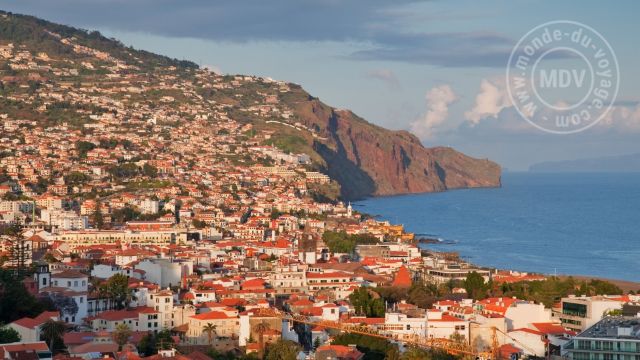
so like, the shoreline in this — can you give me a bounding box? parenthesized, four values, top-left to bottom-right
(555, 275, 640, 293)
(418, 246, 640, 292)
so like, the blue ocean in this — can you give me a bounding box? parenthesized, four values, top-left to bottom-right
(354, 172, 640, 282)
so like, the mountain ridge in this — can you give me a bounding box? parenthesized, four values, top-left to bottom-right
(0, 10, 501, 200)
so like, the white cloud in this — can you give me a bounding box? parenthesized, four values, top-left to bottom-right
(597, 103, 640, 132)
(410, 84, 457, 139)
(366, 68, 400, 88)
(464, 79, 510, 124)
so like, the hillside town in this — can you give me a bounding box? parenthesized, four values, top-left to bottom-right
(1, 12, 640, 360)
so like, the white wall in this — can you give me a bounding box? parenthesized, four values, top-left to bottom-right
(505, 302, 551, 331)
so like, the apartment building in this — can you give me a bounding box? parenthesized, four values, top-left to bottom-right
(563, 316, 640, 360)
(558, 296, 624, 332)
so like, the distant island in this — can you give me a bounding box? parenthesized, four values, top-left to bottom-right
(530, 153, 640, 172)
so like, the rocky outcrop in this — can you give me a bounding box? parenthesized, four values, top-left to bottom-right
(289, 96, 502, 199)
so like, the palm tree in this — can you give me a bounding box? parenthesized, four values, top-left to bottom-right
(40, 319, 67, 354)
(253, 321, 270, 359)
(202, 323, 217, 347)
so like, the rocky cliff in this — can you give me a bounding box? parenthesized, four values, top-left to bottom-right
(283, 90, 502, 199)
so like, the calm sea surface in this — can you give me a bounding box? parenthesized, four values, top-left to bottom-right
(354, 172, 640, 282)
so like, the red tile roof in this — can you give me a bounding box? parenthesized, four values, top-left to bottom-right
(11, 311, 59, 329)
(391, 266, 411, 287)
(316, 345, 363, 360)
(191, 311, 232, 320)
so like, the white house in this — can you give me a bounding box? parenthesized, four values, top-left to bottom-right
(504, 301, 551, 331)
(8, 312, 59, 343)
(426, 309, 470, 341)
(41, 270, 88, 325)
(382, 312, 428, 338)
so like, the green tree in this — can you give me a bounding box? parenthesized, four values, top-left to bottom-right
(264, 339, 302, 360)
(331, 333, 397, 360)
(192, 219, 208, 229)
(40, 319, 67, 354)
(464, 271, 486, 300)
(155, 329, 174, 350)
(322, 231, 378, 254)
(64, 172, 90, 185)
(111, 206, 141, 224)
(0, 325, 21, 343)
(385, 346, 400, 360)
(112, 323, 132, 350)
(76, 141, 96, 158)
(202, 323, 217, 346)
(108, 163, 139, 179)
(0, 269, 50, 323)
(93, 200, 104, 229)
(143, 163, 158, 178)
(100, 274, 135, 310)
(136, 329, 175, 356)
(136, 334, 155, 356)
(253, 321, 270, 359)
(349, 287, 385, 317)
(400, 347, 457, 360)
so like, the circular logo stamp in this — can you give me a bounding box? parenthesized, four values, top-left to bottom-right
(506, 20, 619, 134)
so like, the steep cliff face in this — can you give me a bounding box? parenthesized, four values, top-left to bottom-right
(288, 95, 501, 199)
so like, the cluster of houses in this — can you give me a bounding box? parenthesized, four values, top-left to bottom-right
(4, 221, 640, 360)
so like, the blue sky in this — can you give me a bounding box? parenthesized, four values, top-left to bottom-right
(3, 0, 639, 170)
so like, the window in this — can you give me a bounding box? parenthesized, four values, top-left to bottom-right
(67, 281, 71, 287)
(74, 281, 78, 287)
(42, 278, 47, 286)
(79, 297, 84, 303)
(562, 302, 587, 317)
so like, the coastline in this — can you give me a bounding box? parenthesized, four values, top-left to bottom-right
(419, 244, 640, 292)
(355, 172, 640, 284)
(556, 275, 640, 293)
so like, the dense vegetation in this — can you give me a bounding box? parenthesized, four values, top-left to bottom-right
(264, 339, 303, 360)
(349, 287, 385, 318)
(0, 268, 53, 323)
(374, 274, 626, 309)
(137, 329, 175, 356)
(497, 277, 623, 307)
(331, 333, 398, 360)
(322, 230, 378, 254)
(0, 325, 21, 343)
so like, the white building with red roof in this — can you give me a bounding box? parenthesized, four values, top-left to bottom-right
(7, 311, 59, 343)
